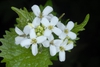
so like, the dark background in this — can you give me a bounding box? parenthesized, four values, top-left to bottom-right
(0, 0, 100, 67)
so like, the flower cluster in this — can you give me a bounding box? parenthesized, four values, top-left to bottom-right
(15, 5, 77, 62)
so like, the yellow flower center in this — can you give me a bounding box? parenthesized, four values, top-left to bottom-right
(59, 46, 65, 51)
(50, 40, 54, 45)
(48, 25, 53, 30)
(64, 29, 69, 34)
(31, 39, 37, 44)
(39, 13, 43, 18)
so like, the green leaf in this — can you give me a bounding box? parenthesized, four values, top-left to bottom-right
(0, 7, 53, 67)
(11, 7, 34, 22)
(50, 53, 58, 61)
(72, 14, 90, 34)
(11, 7, 34, 29)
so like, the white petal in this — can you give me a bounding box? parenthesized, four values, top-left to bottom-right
(50, 45, 57, 56)
(48, 34, 54, 41)
(46, 14, 54, 21)
(37, 36, 46, 43)
(57, 21, 65, 31)
(59, 51, 65, 62)
(23, 25, 32, 35)
(41, 18, 49, 27)
(42, 6, 53, 16)
(31, 5, 40, 17)
(20, 39, 31, 47)
(50, 16, 58, 26)
(42, 40, 49, 47)
(59, 33, 66, 39)
(44, 29, 51, 36)
(15, 27, 24, 35)
(52, 27, 62, 36)
(31, 44, 38, 56)
(62, 39, 68, 45)
(54, 40, 63, 46)
(30, 29, 36, 39)
(68, 32, 76, 39)
(66, 21, 74, 30)
(65, 42, 74, 50)
(15, 36, 25, 45)
(24, 45, 30, 49)
(32, 17, 40, 27)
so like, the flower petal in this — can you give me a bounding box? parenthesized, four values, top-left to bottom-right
(20, 39, 31, 47)
(15, 27, 24, 35)
(62, 39, 68, 45)
(52, 27, 62, 36)
(42, 40, 49, 47)
(66, 21, 74, 30)
(30, 29, 36, 39)
(59, 32, 66, 39)
(46, 14, 54, 21)
(32, 17, 40, 28)
(24, 45, 30, 49)
(50, 45, 57, 56)
(48, 34, 54, 41)
(41, 17, 49, 27)
(65, 42, 74, 51)
(44, 29, 51, 36)
(15, 36, 25, 45)
(50, 16, 58, 26)
(42, 6, 53, 16)
(59, 51, 65, 62)
(57, 21, 65, 31)
(54, 40, 63, 46)
(31, 44, 38, 56)
(37, 36, 46, 43)
(68, 32, 76, 39)
(23, 25, 32, 35)
(31, 5, 40, 17)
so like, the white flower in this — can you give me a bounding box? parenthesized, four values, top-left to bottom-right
(42, 34, 62, 56)
(31, 5, 53, 18)
(31, 5, 53, 27)
(41, 16, 62, 36)
(23, 25, 33, 34)
(57, 40, 74, 62)
(46, 14, 54, 21)
(57, 21, 76, 40)
(20, 29, 46, 56)
(15, 26, 29, 45)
